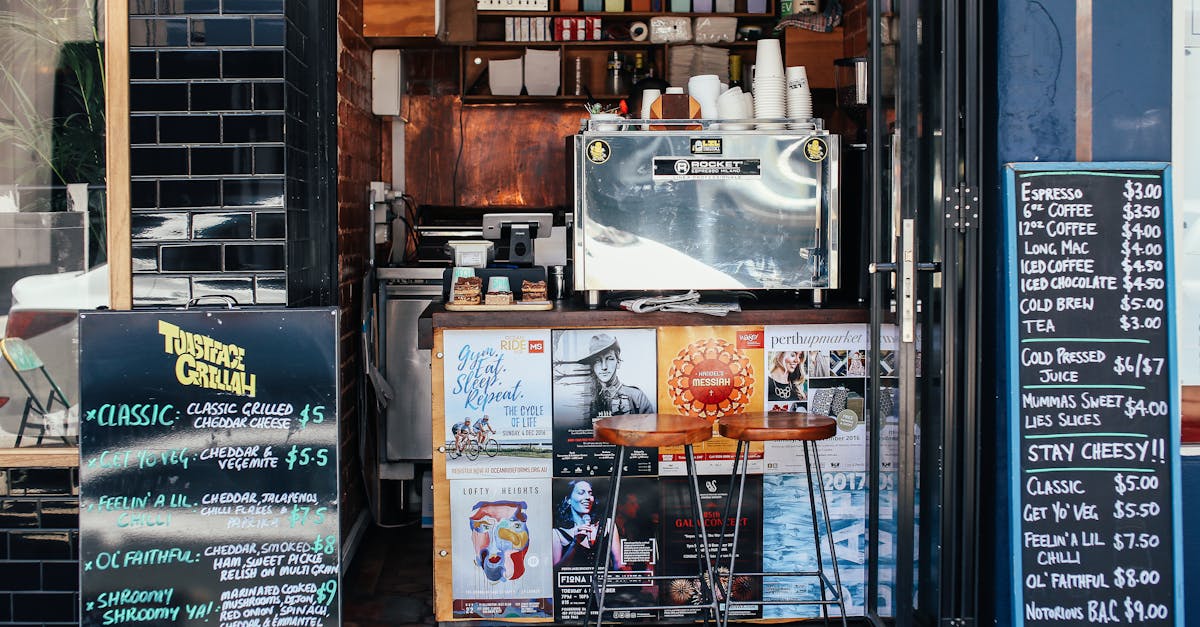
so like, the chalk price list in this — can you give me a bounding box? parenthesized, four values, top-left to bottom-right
(81, 400, 339, 627)
(1015, 173, 1173, 625)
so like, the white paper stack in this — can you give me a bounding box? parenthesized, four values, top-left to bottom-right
(669, 45, 730, 87)
(696, 45, 730, 82)
(668, 45, 695, 87)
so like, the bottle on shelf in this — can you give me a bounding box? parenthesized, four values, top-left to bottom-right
(631, 52, 647, 85)
(729, 54, 743, 89)
(606, 50, 630, 95)
(574, 57, 585, 96)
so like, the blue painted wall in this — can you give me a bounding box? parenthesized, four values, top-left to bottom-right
(986, 1, 1175, 624)
(1092, 2, 1172, 161)
(1185, 457, 1200, 626)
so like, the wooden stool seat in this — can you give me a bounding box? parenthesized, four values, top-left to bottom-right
(715, 410, 847, 626)
(718, 412, 837, 442)
(589, 413, 721, 625)
(594, 413, 714, 448)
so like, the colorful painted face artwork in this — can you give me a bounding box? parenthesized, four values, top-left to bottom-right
(469, 500, 531, 583)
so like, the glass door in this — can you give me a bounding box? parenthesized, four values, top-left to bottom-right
(865, 0, 980, 624)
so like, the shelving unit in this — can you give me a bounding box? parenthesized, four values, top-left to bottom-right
(462, 2, 780, 102)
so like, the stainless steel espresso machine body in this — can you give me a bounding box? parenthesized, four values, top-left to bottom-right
(572, 121, 840, 293)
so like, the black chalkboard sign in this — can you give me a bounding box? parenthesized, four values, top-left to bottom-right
(1005, 163, 1182, 626)
(78, 309, 340, 627)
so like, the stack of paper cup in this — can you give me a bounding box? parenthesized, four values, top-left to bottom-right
(687, 74, 722, 119)
(715, 86, 750, 129)
(752, 38, 786, 129)
(786, 65, 813, 128)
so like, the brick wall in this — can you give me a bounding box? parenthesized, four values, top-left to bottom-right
(0, 467, 80, 625)
(843, 0, 868, 58)
(129, 0, 292, 305)
(335, 0, 380, 531)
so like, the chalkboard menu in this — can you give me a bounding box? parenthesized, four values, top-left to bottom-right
(1005, 163, 1182, 626)
(79, 309, 340, 627)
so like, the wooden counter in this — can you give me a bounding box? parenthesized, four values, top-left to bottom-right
(420, 300, 869, 347)
(425, 300, 877, 622)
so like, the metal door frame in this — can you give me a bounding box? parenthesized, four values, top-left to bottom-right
(865, 0, 981, 625)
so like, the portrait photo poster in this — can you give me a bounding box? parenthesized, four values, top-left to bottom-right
(552, 328, 659, 477)
(443, 329, 553, 479)
(762, 324, 873, 475)
(449, 478, 554, 619)
(656, 326, 765, 475)
(552, 477, 661, 623)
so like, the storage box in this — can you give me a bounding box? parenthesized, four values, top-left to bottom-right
(670, 0, 689, 10)
(746, 0, 767, 12)
(604, 0, 624, 9)
(554, 16, 602, 40)
(583, 0, 602, 10)
(524, 48, 561, 95)
(692, 0, 713, 11)
(559, 0, 579, 9)
(630, 0, 651, 9)
(487, 58, 523, 96)
(716, 0, 734, 10)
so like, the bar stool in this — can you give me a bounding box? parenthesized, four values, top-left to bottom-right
(589, 413, 720, 627)
(715, 412, 846, 627)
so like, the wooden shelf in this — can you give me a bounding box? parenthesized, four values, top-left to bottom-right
(472, 40, 658, 46)
(477, 10, 772, 16)
(459, 2, 833, 101)
(462, 94, 627, 102)
(472, 39, 762, 46)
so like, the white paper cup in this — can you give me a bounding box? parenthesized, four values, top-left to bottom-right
(639, 88, 661, 129)
(716, 87, 751, 129)
(688, 75, 722, 119)
(786, 65, 809, 90)
(754, 38, 785, 77)
(787, 84, 813, 124)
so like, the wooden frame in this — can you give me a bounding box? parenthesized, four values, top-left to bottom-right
(105, 0, 131, 310)
(0, 0, 125, 466)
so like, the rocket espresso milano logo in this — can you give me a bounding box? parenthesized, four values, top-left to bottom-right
(666, 338, 755, 418)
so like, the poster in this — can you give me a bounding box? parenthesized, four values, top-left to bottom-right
(762, 324, 876, 474)
(553, 477, 661, 623)
(450, 478, 554, 619)
(660, 475, 762, 622)
(443, 329, 553, 478)
(657, 327, 765, 475)
(762, 473, 867, 618)
(552, 329, 658, 476)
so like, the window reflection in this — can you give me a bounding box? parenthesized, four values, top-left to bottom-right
(0, 0, 108, 449)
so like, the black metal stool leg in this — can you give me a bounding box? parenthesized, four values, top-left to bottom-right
(714, 439, 744, 620)
(803, 442, 830, 626)
(720, 439, 751, 627)
(685, 444, 720, 625)
(590, 445, 626, 627)
(812, 445, 848, 626)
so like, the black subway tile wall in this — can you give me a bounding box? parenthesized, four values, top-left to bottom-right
(128, 0, 301, 305)
(0, 468, 80, 625)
